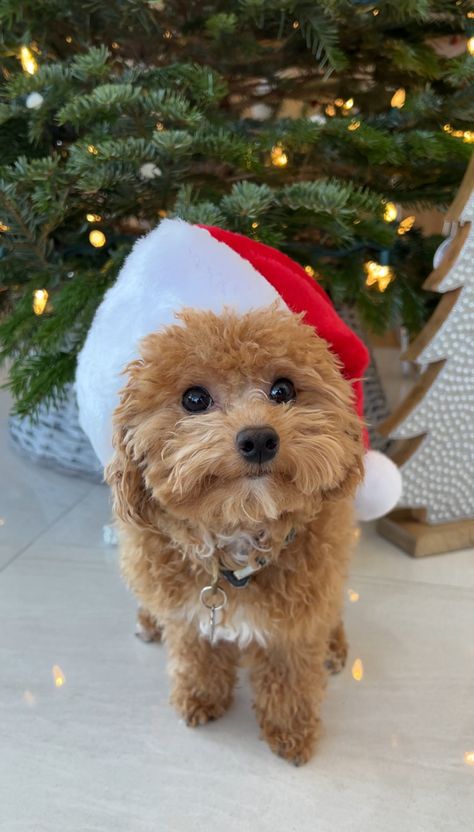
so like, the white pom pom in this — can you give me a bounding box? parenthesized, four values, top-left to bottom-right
(26, 92, 44, 109)
(354, 449, 402, 522)
(139, 162, 162, 179)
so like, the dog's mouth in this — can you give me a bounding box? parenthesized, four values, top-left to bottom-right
(246, 467, 272, 479)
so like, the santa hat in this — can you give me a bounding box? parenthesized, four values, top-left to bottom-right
(76, 219, 401, 521)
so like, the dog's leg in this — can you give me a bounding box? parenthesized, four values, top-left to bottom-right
(325, 620, 348, 674)
(166, 622, 238, 727)
(135, 606, 163, 643)
(248, 639, 327, 766)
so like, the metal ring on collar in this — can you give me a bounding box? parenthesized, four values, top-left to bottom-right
(200, 585, 227, 611)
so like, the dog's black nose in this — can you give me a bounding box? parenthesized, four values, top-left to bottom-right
(236, 426, 279, 465)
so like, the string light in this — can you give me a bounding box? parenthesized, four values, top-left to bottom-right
(391, 88, 406, 108)
(86, 213, 102, 222)
(292, 20, 299, 29)
(372, 8, 380, 15)
(155, 121, 164, 131)
(343, 97, 354, 110)
(464, 751, 474, 766)
(347, 589, 360, 603)
(325, 103, 336, 117)
(462, 130, 474, 143)
(468, 11, 474, 19)
(443, 123, 453, 133)
(335, 97, 344, 107)
(467, 37, 474, 56)
(398, 215, 415, 235)
(0, 221, 9, 232)
(270, 144, 288, 167)
(158, 209, 168, 218)
(20, 46, 38, 75)
(52, 665, 66, 688)
(87, 144, 98, 155)
(111, 41, 120, 49)
(65, 35, 72, 44)
(89, 229, 106, 248)
(163, 29, 173, 39)
(348, 120, 360, 131)
(383, 202, 398, 223)
(251, 221, 259, 229)
(352, 658, 364, 681)
(33, 289, 48, 315)
(304, 265, 316, 277)
(364, 260, 394, 292)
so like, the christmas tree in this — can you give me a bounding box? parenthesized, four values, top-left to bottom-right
(378, 154, 474, 556)
(1, 0, 473, 415)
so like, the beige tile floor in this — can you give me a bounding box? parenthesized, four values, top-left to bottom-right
(0, 379, 473, 832)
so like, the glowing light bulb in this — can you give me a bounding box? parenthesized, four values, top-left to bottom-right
(304, 265, 316, 277)
(111, 42, 119, 49)
(372, 8, 380, 15)
(158, 209, 168, 218)
(383, 202, 398, 223)
(163, 29, 173, 40)
(348, 120, 360, 131)
(292, 21, 300, 29)
(86, 213, 102, 222)
(33, 289, 48, 315)
(467, 37, 474, 56)
(87, 144, 98, 155)
(325, 104, 336, 117)
(348, 589, 360, 603)
(270, 144, 288, 167)
(335, 98, 344, 107)
(65, 36, 73, 44)
(155, 121, 164, 131)
(89, 230, 106, 248)
(0, 221, 9, 232)
(251, 221, 259, 229)
(398, 215, 416, 235)
(343, 97, 354, 110)
(364, 260, 394, 292)
(52, 665, 66, 688)
(464, 751, 474, 766)
(443, 123, 453, 133)
(20, 46, 38, 75)
(463, 131, 474, 143)
(391, 88, 406, 109)
(352, 658, 364, 681)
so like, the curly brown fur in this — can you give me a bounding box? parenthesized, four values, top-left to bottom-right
(106, 306, 364, 765)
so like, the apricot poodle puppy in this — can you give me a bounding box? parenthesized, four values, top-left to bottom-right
(106, 305, 364, 765)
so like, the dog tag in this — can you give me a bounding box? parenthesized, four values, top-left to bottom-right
(200, 584, 227, 645)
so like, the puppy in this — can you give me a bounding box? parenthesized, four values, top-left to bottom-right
(106, 305, 364, 765)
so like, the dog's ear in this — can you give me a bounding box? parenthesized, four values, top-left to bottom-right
(104, 369, 156, 531)
(323, 455, 365, 504)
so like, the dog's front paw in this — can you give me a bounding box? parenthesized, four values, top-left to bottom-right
(173, 690, 232, 727)
(325, 622, 348, 675)
(260, 719, 321, 766)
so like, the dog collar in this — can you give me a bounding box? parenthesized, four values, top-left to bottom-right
(219, 527, 297, 589)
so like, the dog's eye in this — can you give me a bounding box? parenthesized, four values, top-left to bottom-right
(182, 386, 214, 413)
(269, 378, 296, 404)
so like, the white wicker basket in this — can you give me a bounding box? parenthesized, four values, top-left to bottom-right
(9, 383, 103, 482)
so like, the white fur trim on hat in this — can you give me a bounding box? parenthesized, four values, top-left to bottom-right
(354, 449, 403, 522)
(76, 219, 286, 466)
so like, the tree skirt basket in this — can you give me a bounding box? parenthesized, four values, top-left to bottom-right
(9, 383, 103, 482)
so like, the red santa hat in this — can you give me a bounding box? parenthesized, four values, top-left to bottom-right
(76, 218, 401, 521)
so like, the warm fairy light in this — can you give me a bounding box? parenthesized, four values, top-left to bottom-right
(158, 209, 168, 218)
(304, 265, 316, 277)
(343, 97, 354, 110)
(325, 104, 336, 117)
(467, 37, 474, 56)
(364, 260, 394, 292)
(155, 121, 164, 131)
(398, 215, 416, 235)
(20, 46, 38, 75)
(111, 42, 119, 49)
(352, 658, 364, 681)
(86, 213, 102, 222)
(464, 751, 474, 766)
(52, 665, 66, 688)
(463, 130, 474, 143)
(348, 120, 360, 131)
(468, 12, 474, 19)
(335, 97, 344, 107)
(65, 36, 72, 44)
(87, 144, 98, 155)
(163, 29, 173, 39)
(383, 202, 398, 223)
(391, 88, 406, 108)
(443, 123, 453, 133)
(89, 229, 106, 248)
(452, 129, 464, 138)
(292, 20, 300, 29)
(251, 221, 259, 229)
(348, 589, 360, 603)
(33, 289, 49, 316)
(270, 144, 288, 167)
(0, 221, 9, 232)
(372, 8, 380, 15)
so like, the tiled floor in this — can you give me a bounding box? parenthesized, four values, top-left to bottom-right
(0, 383, 473, 832)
